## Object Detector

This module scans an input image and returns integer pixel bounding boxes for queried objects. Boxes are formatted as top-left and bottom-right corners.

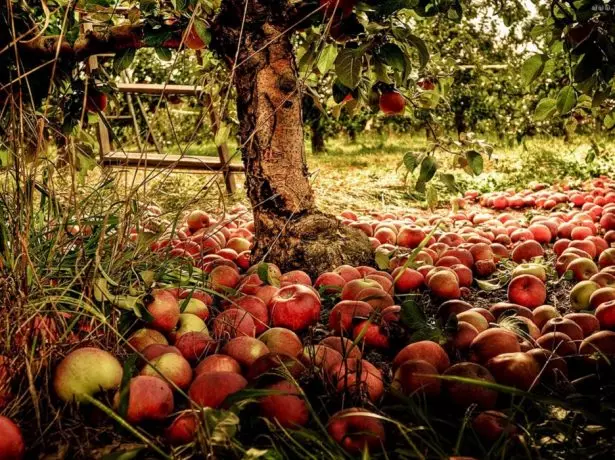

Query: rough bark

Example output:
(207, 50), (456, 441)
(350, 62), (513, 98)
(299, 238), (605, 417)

(18, 24), (182, 61)
(212, 0), (372, 277)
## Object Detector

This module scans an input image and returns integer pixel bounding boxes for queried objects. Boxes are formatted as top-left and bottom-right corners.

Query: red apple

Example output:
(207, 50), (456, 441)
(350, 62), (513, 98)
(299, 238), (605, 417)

(188, 372), (248, 408)
(327, 408), (386, 454)
(472, 410), (517, 444)
(127, 328), (168, 352)
(0, 416), (25, 460)
(270, 284), (321, 331)
(117, 376), (174, 424)
(486, 352), (540, 391)
(392, 359), (441, 397)
(469, 329), (521, 363)
(314, 272), (346, 294)
(320, 336), (362, 359)
(222, 336), (269, 368)
(379, 89), (405, 115)
(258, 327), (303, 357)
(536, 332), (577, 356)
(507, 274), (546, 309)
(213, 308), (256, 338)
(145, 289), (180, 333)
(393, 340), (450, 373)
(165, 411), (199, 446)
(443, 362), (498, 410)
(174, 331), (216, 363)
(195, 354), (241, 375)
(330, 358), (384, 402)
(258, 379), (309, 427)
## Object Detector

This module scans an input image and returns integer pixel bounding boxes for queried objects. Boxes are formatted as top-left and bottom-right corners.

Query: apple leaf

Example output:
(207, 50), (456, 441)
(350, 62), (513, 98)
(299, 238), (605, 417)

(335, 48), (364, 89)
(101, 447), (146, 460)
(406, 34), (430, 69)
(193, 19), (211, 46)
(556, 86), (577, 115)
(534, 98), (557, 121)
(400, 151), (418, 172)
(155, 47), (172, 61)
(317, 44), (337, 75)
(439, 173), (459, 193)
(374, 248), (391, 270)
(604, 112), (615, 130)
(377, 43), (406, 74)
(475, 279), (503, 291)
(521, 54), (547, 86)
(113, 48), (136, 73)
(426, 183), (438, 211)
(400, 299), (426, 329)
(417, 156), (437, 186)
(465, 150), (483, 175)
(257, 263), (280, 287)
(214, 122), (231, 147)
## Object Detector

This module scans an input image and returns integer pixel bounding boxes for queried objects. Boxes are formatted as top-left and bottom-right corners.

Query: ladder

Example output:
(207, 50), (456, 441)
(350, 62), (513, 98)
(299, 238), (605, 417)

(82, 21), (242, 194)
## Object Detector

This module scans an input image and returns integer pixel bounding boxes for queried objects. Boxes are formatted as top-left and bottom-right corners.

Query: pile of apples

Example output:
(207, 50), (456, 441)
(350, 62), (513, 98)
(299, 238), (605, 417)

(4, 177), (615, 459)
(470, 177), (615, 211)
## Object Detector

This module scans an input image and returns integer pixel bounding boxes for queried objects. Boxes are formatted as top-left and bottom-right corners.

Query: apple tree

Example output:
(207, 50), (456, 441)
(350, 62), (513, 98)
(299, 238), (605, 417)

(2, 0), (467, 276)
(524, 0), (615, 133)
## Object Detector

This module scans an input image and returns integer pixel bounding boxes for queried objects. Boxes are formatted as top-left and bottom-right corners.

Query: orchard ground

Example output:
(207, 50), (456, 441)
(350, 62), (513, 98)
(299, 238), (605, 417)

(3, 133), (615, 459)
(93, 133), (615, 214)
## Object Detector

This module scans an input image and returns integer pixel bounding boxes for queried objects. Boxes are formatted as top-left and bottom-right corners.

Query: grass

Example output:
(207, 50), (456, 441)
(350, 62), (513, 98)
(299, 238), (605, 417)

(2, 126), (615, 458)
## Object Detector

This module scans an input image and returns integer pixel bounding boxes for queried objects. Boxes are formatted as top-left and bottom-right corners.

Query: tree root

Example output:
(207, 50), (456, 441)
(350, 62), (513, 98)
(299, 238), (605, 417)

(250, 211), (374, 279)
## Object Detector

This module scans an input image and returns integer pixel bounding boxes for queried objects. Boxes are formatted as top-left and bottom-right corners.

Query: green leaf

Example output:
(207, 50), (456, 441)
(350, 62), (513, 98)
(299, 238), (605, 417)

(317, 44), (337, 75)
(373, 59), (392, 84)
(335, 48), (364, 89)
(155, 47), (172, 61)
(465, 150), (483, 175)
(556, 86), (577, 114)
(139, 0), (159, 15)
(534, 98), (557, 121)
(142, 28), (173, 47)
(0, 150), (13, 168)
(475, 279), (503, 291)
(592, 89), (610, 108)
(193, 19), (211, 46)
(400, 299), (427, 330)
(521, 54), (547, 86)
(439, 173), (459, 193)
(604, 112), (615, 130)
(406, 34), (429, 69)
(402, 151), (418, 172)
(113, 48), (136, 73)
(256, 263), (281, 287)
(172, 0), (187, 10)
(214, 122), (231, 147)
(377, 0), (419, 15)
(377, 43), (406, 74)
(418, 156), (437, 183)
(374, 248), (391, 270)
(426, 183), (438, 211)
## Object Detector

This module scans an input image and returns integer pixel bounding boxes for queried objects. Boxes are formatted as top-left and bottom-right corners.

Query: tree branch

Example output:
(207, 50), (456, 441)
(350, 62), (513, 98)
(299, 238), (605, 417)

(17, 24), (182, 62)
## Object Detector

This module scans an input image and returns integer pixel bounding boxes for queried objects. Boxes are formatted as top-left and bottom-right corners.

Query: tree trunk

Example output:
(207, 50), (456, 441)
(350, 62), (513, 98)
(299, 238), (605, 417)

(311, 123), (326, 154)
(213, 0), (372, 277)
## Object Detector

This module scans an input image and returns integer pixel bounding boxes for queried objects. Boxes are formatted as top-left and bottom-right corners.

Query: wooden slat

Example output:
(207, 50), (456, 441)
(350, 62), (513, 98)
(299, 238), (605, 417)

(102, 151), (244, 172)
(203, 93), (237, 194)
(116, 83), (204, 96)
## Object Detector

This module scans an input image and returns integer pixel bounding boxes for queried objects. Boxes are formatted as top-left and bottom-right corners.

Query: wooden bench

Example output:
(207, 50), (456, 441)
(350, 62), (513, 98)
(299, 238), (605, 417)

(82, 21), (242, 194)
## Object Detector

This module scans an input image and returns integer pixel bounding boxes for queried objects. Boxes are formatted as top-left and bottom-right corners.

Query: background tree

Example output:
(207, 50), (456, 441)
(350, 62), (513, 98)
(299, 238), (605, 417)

(1, 0), (469, 276)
